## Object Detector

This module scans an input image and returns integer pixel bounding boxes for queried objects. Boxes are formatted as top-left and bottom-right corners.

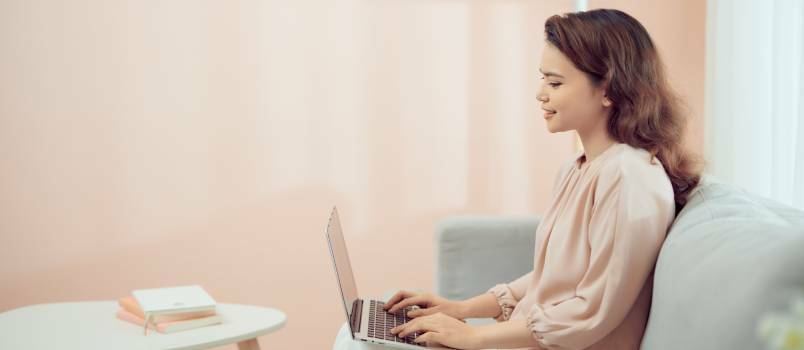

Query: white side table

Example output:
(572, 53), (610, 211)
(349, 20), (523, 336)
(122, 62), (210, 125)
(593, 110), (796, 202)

(0, 301), (286, 350)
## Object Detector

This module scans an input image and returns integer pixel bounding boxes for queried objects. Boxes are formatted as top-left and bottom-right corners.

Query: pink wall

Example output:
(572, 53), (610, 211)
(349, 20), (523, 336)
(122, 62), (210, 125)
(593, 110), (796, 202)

(0, 1), (705, 349)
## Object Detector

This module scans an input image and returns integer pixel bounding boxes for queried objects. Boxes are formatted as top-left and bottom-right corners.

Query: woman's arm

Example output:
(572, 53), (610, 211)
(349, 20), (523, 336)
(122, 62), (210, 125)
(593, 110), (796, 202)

(391, 312), (545, 350)
(457, 293), (503, 319)
(474, 318), (545, 349)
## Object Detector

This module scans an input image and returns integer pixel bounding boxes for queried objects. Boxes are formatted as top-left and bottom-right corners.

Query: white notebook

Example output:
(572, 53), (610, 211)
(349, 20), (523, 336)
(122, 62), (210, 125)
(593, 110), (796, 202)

(132, 285), (217, 335)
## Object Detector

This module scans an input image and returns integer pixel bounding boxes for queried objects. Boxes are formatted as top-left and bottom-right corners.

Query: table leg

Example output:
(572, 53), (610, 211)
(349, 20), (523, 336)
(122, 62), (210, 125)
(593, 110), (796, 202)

(237, 338), (261, 350)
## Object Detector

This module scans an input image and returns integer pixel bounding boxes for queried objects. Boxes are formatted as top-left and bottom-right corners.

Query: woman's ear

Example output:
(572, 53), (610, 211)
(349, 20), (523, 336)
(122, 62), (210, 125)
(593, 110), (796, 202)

(602, 94), (613, 108)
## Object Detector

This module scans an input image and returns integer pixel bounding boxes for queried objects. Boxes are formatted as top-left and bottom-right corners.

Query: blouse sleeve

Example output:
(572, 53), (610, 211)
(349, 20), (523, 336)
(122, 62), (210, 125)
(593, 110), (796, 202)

(525, 162), (675, 349)
(486, 271), (533, 322)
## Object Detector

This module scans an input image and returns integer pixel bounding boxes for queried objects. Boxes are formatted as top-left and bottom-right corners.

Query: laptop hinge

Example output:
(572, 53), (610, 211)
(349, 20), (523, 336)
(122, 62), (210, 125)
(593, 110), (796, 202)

(350, 299), (363, 335)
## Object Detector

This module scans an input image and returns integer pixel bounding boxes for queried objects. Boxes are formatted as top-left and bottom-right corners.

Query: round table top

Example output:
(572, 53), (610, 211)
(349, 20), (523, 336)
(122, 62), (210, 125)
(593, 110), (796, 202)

(0, 301), (286, 350)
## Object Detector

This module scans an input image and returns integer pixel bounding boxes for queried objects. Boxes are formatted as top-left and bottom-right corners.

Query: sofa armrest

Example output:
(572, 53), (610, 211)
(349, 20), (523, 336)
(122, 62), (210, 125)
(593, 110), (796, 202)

(435, 216), (539, 302)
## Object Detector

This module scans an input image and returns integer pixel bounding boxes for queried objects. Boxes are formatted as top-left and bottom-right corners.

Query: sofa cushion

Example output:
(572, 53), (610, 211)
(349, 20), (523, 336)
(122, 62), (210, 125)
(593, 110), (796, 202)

(641, 181), (804, 350)
(435, 216), (539, 303)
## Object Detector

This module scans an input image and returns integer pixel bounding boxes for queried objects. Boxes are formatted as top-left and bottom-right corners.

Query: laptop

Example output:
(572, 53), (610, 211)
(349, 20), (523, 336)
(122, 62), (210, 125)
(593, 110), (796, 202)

(325, 206), (451, 349)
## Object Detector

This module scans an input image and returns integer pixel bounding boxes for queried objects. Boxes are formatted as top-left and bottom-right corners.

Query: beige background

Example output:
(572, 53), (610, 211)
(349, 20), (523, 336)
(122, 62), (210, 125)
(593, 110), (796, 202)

(0, 0), (705, 348)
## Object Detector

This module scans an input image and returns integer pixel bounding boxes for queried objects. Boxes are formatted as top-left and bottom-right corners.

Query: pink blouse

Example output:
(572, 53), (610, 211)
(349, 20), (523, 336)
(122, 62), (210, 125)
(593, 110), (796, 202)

(487, 142), (676, 350)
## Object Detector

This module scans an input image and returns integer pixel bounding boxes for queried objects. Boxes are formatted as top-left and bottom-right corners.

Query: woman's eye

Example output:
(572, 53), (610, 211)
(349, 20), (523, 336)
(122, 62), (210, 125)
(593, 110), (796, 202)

(540, 77), (561, 87)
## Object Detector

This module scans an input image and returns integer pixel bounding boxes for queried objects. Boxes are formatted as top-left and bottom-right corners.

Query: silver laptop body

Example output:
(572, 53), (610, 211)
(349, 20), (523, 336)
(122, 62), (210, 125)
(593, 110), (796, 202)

(325, 206), (426, 349)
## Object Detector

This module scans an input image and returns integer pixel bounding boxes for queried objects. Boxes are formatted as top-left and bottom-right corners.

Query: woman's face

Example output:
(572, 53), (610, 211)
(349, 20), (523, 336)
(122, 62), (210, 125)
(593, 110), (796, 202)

(537, 44), (610, 134)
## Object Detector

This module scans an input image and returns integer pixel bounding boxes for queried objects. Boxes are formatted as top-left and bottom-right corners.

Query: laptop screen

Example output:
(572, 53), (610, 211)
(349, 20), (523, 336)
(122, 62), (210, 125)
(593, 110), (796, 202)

(325, 206), (361, 337)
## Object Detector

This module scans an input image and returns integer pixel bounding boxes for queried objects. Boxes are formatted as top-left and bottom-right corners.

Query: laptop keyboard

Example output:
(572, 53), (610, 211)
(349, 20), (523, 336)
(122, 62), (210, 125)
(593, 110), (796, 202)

(367, 300), (420, 345)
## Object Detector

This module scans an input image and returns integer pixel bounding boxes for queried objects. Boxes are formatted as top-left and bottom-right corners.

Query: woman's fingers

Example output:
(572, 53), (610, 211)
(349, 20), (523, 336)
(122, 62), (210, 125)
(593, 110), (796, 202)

(406, 305), (438, 318)
(383, 290), (416, 310)
(389, 320), (409, 336)
(391, 318), (428, 338)
(387, 295), (427, 314)
(393, 313), (473, 349)
(414, 331), (443, 345)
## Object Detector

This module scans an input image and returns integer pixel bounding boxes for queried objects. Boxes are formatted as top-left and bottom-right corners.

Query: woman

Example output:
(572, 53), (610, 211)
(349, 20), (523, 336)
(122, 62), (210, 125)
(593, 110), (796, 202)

(385, 8), (702, 350)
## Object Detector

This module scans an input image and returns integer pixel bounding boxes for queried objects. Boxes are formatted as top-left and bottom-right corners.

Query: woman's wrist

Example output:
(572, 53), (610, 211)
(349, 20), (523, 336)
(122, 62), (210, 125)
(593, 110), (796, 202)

(471, 323), (493, 349)
(471, 318), (542, 349)
(455, 299), (472, 320)
(459, 293), (503, 320)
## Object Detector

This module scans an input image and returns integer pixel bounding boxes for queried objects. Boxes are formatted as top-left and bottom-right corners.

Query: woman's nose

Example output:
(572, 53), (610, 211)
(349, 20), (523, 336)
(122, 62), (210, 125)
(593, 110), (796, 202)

(537, 93), (548, 102)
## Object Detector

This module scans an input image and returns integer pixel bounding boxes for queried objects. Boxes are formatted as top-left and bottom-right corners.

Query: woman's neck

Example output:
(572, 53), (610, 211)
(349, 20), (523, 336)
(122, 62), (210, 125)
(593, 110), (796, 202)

(577, 128), (617, 164)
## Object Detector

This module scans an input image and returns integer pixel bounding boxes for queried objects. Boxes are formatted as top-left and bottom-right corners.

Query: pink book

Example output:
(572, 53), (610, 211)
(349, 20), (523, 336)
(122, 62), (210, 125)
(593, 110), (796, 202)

(118, 296), (216, 323)
(116, 308), (222, 334)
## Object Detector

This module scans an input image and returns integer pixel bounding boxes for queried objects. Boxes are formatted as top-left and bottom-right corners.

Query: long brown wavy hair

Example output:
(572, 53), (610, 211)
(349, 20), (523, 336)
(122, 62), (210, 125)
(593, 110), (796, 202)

(544, 9), (703, 212)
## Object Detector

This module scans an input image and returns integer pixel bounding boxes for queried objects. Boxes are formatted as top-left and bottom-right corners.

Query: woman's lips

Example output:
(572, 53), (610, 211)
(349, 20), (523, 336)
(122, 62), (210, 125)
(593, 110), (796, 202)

(544, 110), (556, 119)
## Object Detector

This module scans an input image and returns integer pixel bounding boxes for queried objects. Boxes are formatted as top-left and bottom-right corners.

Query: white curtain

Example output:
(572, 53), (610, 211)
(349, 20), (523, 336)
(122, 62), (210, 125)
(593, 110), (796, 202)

(705, 0), (804, 210)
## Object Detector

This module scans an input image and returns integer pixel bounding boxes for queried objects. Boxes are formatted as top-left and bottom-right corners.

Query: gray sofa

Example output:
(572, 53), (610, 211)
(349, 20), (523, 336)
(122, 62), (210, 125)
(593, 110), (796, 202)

(434, 179), (804, 349)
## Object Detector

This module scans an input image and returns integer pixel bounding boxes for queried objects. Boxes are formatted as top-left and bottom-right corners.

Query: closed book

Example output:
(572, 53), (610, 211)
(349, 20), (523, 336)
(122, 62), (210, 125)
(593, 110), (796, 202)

(132, 284), (217, 335)
(118, 296), (215, 323)
(116, 308), (222, 334)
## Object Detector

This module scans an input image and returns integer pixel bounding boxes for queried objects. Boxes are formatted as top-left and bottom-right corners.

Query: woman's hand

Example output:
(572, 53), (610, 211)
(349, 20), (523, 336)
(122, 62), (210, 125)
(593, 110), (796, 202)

(383, 290), (467, 320)
(390, 312), (482, 349)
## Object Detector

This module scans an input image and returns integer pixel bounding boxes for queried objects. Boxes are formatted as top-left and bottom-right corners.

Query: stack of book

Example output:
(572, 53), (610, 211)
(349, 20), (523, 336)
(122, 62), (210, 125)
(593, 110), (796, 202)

(116, 285), (221, 334)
